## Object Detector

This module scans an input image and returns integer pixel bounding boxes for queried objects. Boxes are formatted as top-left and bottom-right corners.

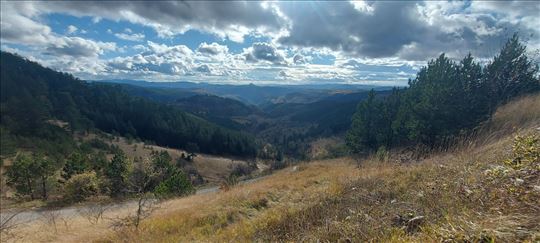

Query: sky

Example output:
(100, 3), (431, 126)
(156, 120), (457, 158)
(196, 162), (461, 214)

(1, 1), (539, 86)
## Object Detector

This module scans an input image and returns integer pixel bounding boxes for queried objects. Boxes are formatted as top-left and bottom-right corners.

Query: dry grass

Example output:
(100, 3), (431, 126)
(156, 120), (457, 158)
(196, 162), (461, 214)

(259, 129), (539, 242)
(78, 133), (250, 184)
(254, 93), (540, 242)
(95, 123), (537, 242)
(96, 159), (360, 242)
(96, 93), (539, 242)
(4, 93), (539, 242)
(472, 93), (540, 148)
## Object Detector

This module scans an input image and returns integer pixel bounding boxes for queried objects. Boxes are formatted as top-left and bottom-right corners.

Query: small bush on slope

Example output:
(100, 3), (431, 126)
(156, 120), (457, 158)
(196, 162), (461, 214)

(64, 172), (100, 203)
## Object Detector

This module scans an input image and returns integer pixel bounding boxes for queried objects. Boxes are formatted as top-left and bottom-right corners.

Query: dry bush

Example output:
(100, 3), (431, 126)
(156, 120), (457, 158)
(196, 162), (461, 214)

(77, 202), (111, 225)
(109, 194), (160, 232)
(0, 210), (22, 241)
(39, 210), (62, 233)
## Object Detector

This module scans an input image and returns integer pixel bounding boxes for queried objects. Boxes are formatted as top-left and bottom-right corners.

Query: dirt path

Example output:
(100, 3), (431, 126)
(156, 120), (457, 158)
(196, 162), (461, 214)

(0, 176), (266, 243)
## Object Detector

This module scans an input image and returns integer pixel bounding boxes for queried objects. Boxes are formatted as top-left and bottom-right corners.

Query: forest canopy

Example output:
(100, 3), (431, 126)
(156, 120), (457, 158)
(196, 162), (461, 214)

(0, 52), (257, 158)
(346, 34), (540, 153)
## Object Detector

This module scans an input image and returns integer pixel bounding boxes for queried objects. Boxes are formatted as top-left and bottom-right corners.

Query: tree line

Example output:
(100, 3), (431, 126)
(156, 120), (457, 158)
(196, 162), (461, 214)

(0, 51), (257, 159)
(347, 34), (540, 153)
(6, 148), (194, 202)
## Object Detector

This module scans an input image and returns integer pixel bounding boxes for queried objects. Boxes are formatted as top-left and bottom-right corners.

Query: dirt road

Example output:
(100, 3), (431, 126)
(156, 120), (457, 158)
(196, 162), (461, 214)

(0, 176), (266, 242)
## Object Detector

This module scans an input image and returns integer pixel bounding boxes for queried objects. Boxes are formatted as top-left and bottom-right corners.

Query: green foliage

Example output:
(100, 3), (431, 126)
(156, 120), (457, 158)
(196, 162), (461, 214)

(0, 126), (17, 158)
(346, 90), (383, 152)
(150, 151), (175, 182)
(34, 155), (58, 200)
(6, 154), (38, 199)
(5, 153), (57, 200)
(62, 152), (89, 181)
(484, 34), (540, 109)
(151, 151), (174, 174)
(105, 152), (131, 197)
(154, 170), (194, 198)
(63, 171), (100, 202)
(347, 34), (540, 153)
(504, 134), (539, 170)
(88, 151), (108, 175)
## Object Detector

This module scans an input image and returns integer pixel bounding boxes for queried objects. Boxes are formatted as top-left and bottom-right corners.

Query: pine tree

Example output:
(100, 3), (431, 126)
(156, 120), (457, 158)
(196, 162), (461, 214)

(105, 152), (130, 197)
(346, 90), (381, 152)
(484, 34), (540, 110)
(6, 154), (38, 199)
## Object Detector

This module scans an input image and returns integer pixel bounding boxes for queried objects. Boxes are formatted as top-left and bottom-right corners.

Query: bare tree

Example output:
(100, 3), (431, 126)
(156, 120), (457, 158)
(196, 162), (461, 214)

(77, 202), (111, 225)
(110, 158), (161, 231)
(39, 210), (62, 233)
(132, 193), (159, 229)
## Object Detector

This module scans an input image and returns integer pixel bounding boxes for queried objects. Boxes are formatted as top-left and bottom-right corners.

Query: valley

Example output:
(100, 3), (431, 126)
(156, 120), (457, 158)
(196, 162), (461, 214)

(1, 8), (539, 242)
(2, 93), (538, 242)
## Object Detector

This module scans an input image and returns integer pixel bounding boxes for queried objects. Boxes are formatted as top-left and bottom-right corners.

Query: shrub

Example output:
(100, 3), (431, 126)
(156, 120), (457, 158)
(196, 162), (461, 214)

(154, 170), (194, 198)
(504, 134), (539, 169)
(230, 163), (255, 178)
(87, 138), (110, 150)
(270, 159), (287, 171)
(64, 171), (100, 202)
(375, 146), (389, 162)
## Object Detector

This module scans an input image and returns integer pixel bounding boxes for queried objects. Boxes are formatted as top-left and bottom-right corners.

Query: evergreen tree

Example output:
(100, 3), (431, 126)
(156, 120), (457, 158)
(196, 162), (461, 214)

(62, 151), (89, 181)
(35, 155), (57, 200)
(105, 152), (130, 197)
(346, 90), (381, 152)
(484, 34), (540, 110)
(6, 154), (38, 199)
(6, 153), (56, 200)
(154, 170), (194, 198)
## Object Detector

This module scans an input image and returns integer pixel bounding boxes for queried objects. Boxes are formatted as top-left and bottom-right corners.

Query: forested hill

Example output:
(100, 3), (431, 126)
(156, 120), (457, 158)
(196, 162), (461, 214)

(346, 34), (540, 153)
(0, 52), (257, 158)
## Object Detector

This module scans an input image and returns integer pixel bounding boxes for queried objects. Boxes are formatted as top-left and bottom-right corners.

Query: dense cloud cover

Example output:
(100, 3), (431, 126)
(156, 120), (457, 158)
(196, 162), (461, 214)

(1, 1), (538, 85)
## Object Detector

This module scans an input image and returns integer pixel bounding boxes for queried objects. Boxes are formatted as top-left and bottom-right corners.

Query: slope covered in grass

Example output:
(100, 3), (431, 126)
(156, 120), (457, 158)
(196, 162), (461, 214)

(80, 93), (539, 242)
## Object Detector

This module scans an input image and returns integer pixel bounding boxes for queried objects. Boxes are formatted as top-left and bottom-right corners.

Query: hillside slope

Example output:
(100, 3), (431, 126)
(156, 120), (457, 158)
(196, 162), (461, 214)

(5, 93), (537, 242)
(0, 52), (256, 157)
(107, 93), (540, 242)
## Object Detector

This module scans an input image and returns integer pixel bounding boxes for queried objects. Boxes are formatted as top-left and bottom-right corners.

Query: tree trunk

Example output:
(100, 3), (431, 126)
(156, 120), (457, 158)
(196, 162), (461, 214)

(26, 177), (34, 200)
(41, 176), (48, 200)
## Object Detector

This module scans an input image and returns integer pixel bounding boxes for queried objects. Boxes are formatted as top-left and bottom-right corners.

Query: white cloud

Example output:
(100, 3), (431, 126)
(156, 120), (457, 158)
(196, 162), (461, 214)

(66, 25), (78, 35)
(26, 1), (286, 42)
(1, 1), (537, 85)
(0, 2), (52, 45)
(244, 42), (288, 65)
(107, 42), (194, 76)
(197, 42), (229, 56)
(115, 32), (145, 42)
(45, 36), (117, 58)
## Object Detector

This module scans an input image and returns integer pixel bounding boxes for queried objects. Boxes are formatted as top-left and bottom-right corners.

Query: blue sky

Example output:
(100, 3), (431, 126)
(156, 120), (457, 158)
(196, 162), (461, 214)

(1, 1), (538, 86)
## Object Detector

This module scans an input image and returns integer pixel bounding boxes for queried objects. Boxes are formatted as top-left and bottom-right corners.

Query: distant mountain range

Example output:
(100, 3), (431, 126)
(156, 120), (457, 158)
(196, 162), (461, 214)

(91, 79), (396, 105)
(89, 79), (393, 158)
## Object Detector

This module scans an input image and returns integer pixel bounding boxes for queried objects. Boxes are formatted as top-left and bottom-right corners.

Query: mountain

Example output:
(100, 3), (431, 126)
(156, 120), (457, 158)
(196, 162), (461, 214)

(104, 81), (390, 158)
(0, 52), (257, 158)
(105, 80), (392, 158)
(93, 79), (393, 105)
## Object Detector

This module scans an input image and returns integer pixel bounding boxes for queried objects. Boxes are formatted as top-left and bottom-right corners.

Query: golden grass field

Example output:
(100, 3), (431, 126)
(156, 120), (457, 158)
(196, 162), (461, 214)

(2, 94), (539, 242)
